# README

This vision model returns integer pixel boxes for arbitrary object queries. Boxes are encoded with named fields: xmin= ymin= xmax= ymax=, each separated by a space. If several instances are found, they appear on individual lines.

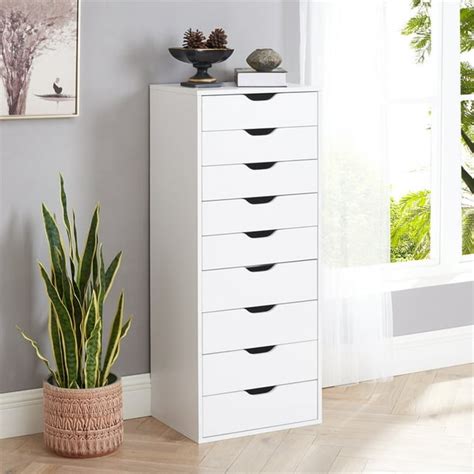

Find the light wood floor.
xmin=1 ymin=364 xmax=472 ymax=473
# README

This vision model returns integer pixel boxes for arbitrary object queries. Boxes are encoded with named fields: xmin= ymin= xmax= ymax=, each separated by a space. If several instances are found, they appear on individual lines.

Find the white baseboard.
xmin=1 ymin=326 xmax=472 ymax=440
xmin=393 ymin=325 xmax=473 ymax=376
xmin=0 ymin=373 xmax=151 ymax=439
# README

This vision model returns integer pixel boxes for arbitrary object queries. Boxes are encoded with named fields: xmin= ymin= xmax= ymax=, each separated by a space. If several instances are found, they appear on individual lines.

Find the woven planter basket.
xmin=43 ymin=375 xmax=123 ymax=458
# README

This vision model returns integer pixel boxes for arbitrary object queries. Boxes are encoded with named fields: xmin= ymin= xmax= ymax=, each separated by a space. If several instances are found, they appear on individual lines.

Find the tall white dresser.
xmin=150 ymin=83 xmax=320 ymax=443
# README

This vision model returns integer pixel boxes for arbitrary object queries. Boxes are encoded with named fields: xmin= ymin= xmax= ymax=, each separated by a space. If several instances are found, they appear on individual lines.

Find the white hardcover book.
xmin=234 ymin=68 xmax=287 ymax=87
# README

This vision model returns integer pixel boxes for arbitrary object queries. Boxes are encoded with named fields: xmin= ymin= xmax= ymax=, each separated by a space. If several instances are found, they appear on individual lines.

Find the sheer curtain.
xmin=300 ymin=0 xmax=394 ymax=387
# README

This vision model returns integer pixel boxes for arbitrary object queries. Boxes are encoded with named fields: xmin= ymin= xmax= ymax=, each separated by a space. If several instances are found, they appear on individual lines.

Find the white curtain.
xmin=300 ymin=0 xmax=394 ymax=387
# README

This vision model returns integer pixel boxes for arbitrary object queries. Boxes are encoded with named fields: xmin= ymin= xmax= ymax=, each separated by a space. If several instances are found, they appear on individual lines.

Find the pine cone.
xmin=183 ymin=28 xmax=207 ymax=49
xmin=206 ymin=28 xmax=228 ymax=49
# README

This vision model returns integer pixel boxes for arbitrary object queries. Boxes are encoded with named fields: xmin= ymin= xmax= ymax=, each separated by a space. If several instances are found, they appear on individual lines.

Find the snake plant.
xmin=17 ymin=176 xmax=132 ymax=388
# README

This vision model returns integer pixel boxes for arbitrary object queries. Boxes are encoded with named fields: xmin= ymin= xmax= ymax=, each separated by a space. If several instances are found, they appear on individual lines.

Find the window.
xmin=460 ymin=1 xmax=474 ymax=255
xmin=387 ymin=0 xmax=435 ymax=263
xmin=387 ymin=0 xmax=473 ymax=288
xmin=461 ymin=99 xmax=474 ymax=255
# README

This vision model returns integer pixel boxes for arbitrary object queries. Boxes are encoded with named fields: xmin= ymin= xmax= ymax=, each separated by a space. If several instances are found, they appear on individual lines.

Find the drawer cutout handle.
xmin=245 ymin=345 xmax=276 ymax=354
xmin=244 ymin=128 xmax=276 ymax=136
xmin=245 ymin=385 xmax=276 ymax=395
xmin=245 ymin=264 xmax=275 ymax=272
xmin=244 ymin=230 xmax=276 ymax=239
xmin=245 ymin=304 xmax=276 ymax=313
xmin=245 ymin=162 xmax=276 ymax=170
xmin=244 ymin=196 xmax=276 ymax=205
xmin=244 ymin=93 xmax=276 ymax=101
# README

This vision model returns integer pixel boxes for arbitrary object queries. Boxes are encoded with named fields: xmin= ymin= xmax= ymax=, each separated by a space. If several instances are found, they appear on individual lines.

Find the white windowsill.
xmin=386 ymin=259 xmax=474 ymax=292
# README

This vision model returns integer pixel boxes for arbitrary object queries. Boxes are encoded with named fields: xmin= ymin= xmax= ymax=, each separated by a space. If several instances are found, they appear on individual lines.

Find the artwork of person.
xmin=0 ymin=0 xmax=80 ymax=119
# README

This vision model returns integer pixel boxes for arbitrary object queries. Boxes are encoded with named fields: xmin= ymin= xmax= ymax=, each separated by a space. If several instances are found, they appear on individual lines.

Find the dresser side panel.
xmin=150 ymin=88 xmax=200 ymax=441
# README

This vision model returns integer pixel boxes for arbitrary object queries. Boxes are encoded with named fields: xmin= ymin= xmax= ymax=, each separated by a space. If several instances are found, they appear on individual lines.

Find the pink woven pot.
xmin=43 ymin=375 xmax=123 ymax=458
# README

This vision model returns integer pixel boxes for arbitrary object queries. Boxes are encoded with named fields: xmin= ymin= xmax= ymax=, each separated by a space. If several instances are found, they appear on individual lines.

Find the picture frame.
xmin=0 ymin=0 xmax=81 ymax=120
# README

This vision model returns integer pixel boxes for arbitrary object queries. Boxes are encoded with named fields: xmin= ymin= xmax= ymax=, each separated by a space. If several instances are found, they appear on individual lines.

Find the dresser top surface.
xmin=150 ymin=82 xmax=318 ymax=96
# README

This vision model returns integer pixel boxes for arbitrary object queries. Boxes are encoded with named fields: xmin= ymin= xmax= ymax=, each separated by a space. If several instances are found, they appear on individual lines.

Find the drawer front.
xmin=203 ymin=301 xmax=318 ymax=354
xmin=202 ymin=194 xmax=318 ymax=236
xmin=203 ymin=341 xmax=318 ymax=396
xmin=203 ymin=380 xmax=318 ymax=437
xmin=202 ymin=93 xmax=318 ymax=131
xmin=202 ymin=260 xmax=317 ymax=313
xmin=202 ymin=160 xmax=318 ymax=201
xmin=202 ymin=127 xmax=317 ymax=166
xmin=202 ymin=227 xmax=317 ymax=270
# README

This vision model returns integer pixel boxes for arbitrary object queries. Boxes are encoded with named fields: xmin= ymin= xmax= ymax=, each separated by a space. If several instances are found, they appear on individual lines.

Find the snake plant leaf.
xmin=60 ymin=174 xmax=72 ymax=248
xmin=86 ymin=290 xmax=98 ymax=340
xmin=39 ymin=263 xmax=78 ymax=385
xmin=72 ymin=290 xmax=83 ymax=342
xmin=92 ymin=241 xmax=99 ymax=289
xmin=72 ymin=280 xmax=84 ymax=377
xmin=42 ymin=204 xmax=66 ymax=296
xmin=101 ymin=291 xmax=124 ymax=385
xmin=80 ymin=297 xmax=92 ymax=366
xmin=84 ymin=315 xmax=101 ymax=388
xmin=54 ymin=247 xmax=73 ymax=316
xmin=48 ymin=305 xmax=65 ymax=387
xmin=68 ymin=224 xmax=76 ymax=282
xmin=42 ymin=204 xmax=64 ymax=258
xmin=69 ymin=255 xmax=76 ymax=286
xmin=98 ymin=249 xmax=106 ymax=363
xmin=98 ymin=249 xmax=106 ymax=321
xmin=109 ymin=316 xmax=133 ymax=371
xmin=78 ymin=206 xmax=99 ymax=296
xmin=74 ymin=293 xmax=84 ymax=384
xmin=72 ymin=279 xmax=81 ymax=303
xmin=104 ymin=251 xmax=122 ymax=301
xmin=72 ymin=211 xmax=80 ymax=272
xmin=16 ymin=326 xmax=59 ymax=385
xmin=54 ymin=247 xmax=67 ymax=295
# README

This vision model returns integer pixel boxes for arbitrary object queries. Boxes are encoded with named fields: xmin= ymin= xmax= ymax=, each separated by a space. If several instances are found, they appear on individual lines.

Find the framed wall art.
xmin=0 ymin=0 xmax=80 ymax=120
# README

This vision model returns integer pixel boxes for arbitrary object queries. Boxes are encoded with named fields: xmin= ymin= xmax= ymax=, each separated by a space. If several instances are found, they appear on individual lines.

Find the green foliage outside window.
xmin=391 ymin=191 xmax=431 ymax=262
xmin=391 ymin=0 xmax=474 ymax=262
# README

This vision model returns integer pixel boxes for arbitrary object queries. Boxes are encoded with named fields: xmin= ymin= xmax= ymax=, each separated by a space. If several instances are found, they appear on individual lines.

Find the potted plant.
xmin=17 ymin=176 xmax=132 ymax=458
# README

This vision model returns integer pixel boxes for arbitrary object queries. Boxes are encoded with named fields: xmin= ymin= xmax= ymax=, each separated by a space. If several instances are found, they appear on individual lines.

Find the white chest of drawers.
xmin=150 ymin=83 xmax=321 ymax=443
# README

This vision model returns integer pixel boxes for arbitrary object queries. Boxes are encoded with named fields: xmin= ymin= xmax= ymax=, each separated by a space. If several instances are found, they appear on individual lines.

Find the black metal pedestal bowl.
xmin=169 ymin=48 xmax=234 ymax=88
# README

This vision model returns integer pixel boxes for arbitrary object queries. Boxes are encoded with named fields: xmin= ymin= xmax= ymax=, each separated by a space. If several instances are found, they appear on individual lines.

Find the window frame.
xmin=387 ymin=0 xmax=474 ymax=291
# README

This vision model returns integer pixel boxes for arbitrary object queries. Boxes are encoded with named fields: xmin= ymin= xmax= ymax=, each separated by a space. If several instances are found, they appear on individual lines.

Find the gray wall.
xmin=0 ymin=0 xmax=297 ymax=393
xmin=0 ymin=0 xmax=472 ymax=394
xmin=393 ymin=282 xmax=474 ymax=336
